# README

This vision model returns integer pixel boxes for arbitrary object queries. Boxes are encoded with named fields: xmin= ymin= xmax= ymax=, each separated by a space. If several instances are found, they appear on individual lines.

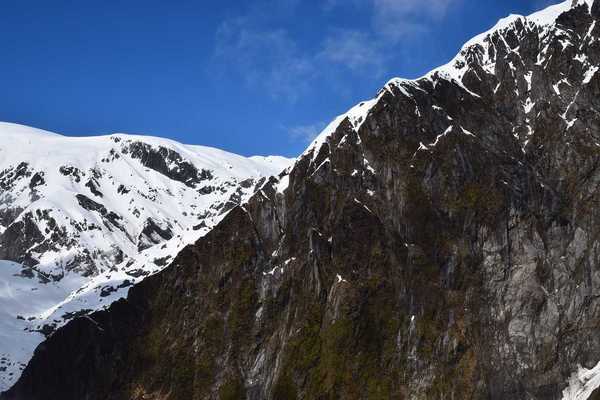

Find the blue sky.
xmin=1 ymin=0 xmax=555 ymax=157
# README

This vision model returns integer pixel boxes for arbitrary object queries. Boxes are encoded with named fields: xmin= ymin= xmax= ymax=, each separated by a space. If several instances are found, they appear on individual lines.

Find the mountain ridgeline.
xmin=0 ymin=125 xmax=290 ymax=391
xmin=4 ymin=0 xmax=600 ymax=399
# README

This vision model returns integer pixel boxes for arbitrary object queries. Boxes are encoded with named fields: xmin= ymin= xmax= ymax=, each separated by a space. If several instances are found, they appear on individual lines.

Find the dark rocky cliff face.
xmin=0 ymin=126 xmax=289 ymax=391
xmin=4 ymin=1 xmax=600 ymax=399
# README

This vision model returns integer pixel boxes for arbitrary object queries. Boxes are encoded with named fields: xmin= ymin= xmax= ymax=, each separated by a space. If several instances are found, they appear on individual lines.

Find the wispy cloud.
xmin=319 ymin=29 xmax=386 ymax=77
xmin=287 ymin=121 xmax=327 ymax=143
xmin=372 ymin=0 xmax=455 ymax=20
xmin=373 ymin=0 xmax=458 ymax=43
xmin=214 ymin=17 xmax=315 ymax=101
xmin=213 ymin=0 xmax=457 ymax=101
xmin=321 ymin=0 xmax=362 ymax=12
xmin=325 ymin=0 xmax=458 ymax=43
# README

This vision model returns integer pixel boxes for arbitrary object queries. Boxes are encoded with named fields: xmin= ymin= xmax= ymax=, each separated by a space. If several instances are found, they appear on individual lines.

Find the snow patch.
xmin=583 ymin=66 xmax=598 ymax=84
xmin=276 ymin=174 xmax=289 ymax=194
xmin=562 ymin=361 xmax=600 ymax=400
xmin=303 ymin=99 xmax=377 ymax=162
xmin=0 ymin=123 xmax=292 ymax=390
xmin=298 ymin=0 xmax=589 ymax=179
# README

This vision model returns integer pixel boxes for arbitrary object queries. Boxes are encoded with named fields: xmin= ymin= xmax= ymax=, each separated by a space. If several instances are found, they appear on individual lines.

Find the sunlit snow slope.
xmin=0 ymin=122 xmax=291 ymax=389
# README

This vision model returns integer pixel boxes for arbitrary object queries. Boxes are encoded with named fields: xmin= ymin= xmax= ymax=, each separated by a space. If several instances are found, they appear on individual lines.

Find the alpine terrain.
xmin=4 ymin=0 xmax=600 ymax=399
xmin=0 ymin=123 xmax=290 ymax=390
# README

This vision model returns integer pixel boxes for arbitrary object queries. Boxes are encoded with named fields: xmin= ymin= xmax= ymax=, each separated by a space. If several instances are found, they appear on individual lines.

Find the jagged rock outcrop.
xmin=4 ymin=1 xmax=600 ymax=399
xmin=0 ymin=124 xmax=290 ymax=390
xmin=0 ymin=128 xmax=288 ymax=278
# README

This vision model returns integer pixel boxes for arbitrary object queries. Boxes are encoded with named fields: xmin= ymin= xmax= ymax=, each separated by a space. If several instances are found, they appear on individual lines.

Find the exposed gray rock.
xmin=5 ymin=2 xmax=600 ymax=400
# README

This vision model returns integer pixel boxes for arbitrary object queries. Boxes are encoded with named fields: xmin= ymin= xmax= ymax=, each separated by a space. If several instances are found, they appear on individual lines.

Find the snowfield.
xmin=0 ymin=122 xmax=291 ymax=390
xmin=1 ymin=0 xmax=598 ymax=395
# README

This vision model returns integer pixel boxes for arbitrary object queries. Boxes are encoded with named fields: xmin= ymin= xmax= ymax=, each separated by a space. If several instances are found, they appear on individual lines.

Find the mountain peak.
xmin=5 ymin=1 xmax=600 ymax=399
xmin=0 ymin=122 xmax=291 ymax=391
xmin=0 ymin=122 xmax=62 ymax=139
xmin=303 ymin=0 xmax=599 ymax=168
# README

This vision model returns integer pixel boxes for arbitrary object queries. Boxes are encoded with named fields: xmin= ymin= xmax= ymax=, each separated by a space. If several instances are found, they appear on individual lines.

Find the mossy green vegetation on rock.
xmin=6 ymin=3 xmax=600 ymax=400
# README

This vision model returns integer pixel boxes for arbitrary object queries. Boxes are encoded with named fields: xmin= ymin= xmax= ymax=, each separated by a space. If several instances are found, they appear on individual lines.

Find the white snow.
xmin=430 ymin=126 xmax=454 ymax=147
xmin=302 ymin=99 xmax=377 ymax=162
xmin=353 ymin=198 xmax=374 ymax=214
xmin=276 ymin=174 xmax=290 ymax=194
xmin=525 ymin=71 xmax=533 ymax=91
xmin=524 ymin=98 xmax=536 ymax=113
xmin=389 ymin=0 xmax=592 ymax=99
xmin=529 ymin=0 xmax=593 ymax=26
xmin=0 ymin=260 xmax=86 ymax=389
xmin=0 ymin=122 xmax=292 ymax=390
xmin=297 ymin=0 xmax=591 ymax=173
xmin=566 ymin=118 xmax=578 ymax=130
xmin=583 ymin=66 xmax=599 ymax=84
xmin=575 ymin=53 xmax=588 ymax=64
xmin=0 ymin=124 xmax=289 ymax=179
xmin=363 ymin=157 xmax=376 ymax=174
xmin=562 ymin=361 xmax=600 ymax=400
xmin=284 ymin=257 xmax=296 ymax=265
xmin=263 ymin=266 xmax=279 ymax=276
xmin=461 ymin=127 xmax=476 ymax=137
xmin=0 ymin=0 xmax=593 ymax=390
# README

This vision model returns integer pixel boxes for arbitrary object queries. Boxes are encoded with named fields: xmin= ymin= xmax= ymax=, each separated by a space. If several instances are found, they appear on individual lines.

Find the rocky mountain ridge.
xmin=0 ymin=123 xmax=290 ymax=390
xmin=4 ymin=0 xmax=600 ymax=399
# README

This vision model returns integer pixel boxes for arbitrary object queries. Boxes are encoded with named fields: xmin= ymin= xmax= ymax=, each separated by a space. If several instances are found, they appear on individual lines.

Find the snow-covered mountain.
xmin=0 ymin=122 xmax=291 ymax=390
xmin=5 ymin=0 xmax=600 ymax=399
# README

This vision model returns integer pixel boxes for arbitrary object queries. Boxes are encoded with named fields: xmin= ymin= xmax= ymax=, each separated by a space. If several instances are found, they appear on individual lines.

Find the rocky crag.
xmin=0 ymin=124 xmax=289 ymax=390
xmin=4 ymin=0 xmax=600 ymax=399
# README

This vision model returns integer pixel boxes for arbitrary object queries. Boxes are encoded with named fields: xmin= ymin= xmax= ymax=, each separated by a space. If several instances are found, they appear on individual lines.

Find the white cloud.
xmin=213 ymin=13 xmax=389 ymax=100
xmin=373 ymin=0 xmax=455 ymax=20
xmin=372 ymin=0 xmax=457 ymax=42
xmin=324 ymin=0 xmax=458 ymax=43
xmin=213 ymin=0 xmax=458 ymax=101
xmin=288 ymin=122 xmax=327 ymax=143
xmin=319 ymin=29 xmax=386 ymax=76
xmin=214 ymin=17 xmax=315 ymax=101
xmin=322 ymin=0 xmax=363 ymax=11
